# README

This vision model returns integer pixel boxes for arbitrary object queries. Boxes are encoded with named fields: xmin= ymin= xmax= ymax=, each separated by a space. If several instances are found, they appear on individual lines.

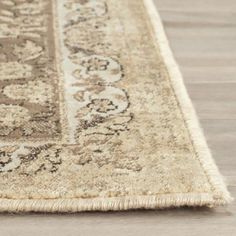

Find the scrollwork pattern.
xmin=0 ymin=0 xmax=210 ymax=200
xmin=0 ymin=0 xmax=137 ymax=177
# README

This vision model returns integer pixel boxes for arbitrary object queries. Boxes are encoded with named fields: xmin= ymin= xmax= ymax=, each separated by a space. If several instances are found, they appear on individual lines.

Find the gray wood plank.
xmin=201 ymin=119 xmax=236 ymax=179
xmin=181 ymin=67 xmax=236 ymax=84
xmin=156 ymin=0 xmax=236 ymax=12
xmin=187 ymin=83 xmax=236 ymax=119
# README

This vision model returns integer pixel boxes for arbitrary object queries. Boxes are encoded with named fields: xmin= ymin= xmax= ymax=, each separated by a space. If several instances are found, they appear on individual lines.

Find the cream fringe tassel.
xmin=0 ymin=0 xmax=232 ymax=212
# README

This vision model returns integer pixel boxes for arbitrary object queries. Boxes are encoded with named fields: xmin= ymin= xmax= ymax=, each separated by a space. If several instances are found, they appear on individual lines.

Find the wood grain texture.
xmin=0 ymin=0 xmax=235 ymax=235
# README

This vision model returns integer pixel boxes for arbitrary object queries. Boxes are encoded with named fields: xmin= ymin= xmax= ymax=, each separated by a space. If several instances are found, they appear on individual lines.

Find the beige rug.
xmin=0 ymin=0 xmax=232 ymax=212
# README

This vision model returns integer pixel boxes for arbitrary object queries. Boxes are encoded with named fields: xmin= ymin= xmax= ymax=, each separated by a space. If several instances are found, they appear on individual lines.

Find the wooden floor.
xmin=0 ymin=0 xmax=236 ymax=235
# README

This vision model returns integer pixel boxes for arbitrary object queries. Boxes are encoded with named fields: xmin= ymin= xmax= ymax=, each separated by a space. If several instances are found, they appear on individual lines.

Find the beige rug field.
xmin=0 ymin=0 xmax=231 ymax=212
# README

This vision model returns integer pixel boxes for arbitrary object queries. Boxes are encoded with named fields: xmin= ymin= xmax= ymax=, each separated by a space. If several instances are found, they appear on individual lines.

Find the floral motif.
xmin=88 ymin=99 xmax=118 ymax=113
xmin=65 ymin=0 xmax=107 ymax=23
xmin=76 ymin=114 xmax=133 ymax=137
xmin=72 ymin=75 xmax=106 ymax=101
xmin=0 ymin=105 xmax=31 ymax=128
xmin=81 ymin=57 xmax=109 ymax=71
xmin=0 ymin=144 xmax=62 ymax=175
xmin=3 ymin=81 xmax=53 ymax=105
xmin=75 ymin=55 xmax=123 ymax=82
xmin=13 ymin=40 xmax=43 ymax=62
xmin=0 ymin=62 xmax=32 ymax=80
xmin=19 ymin=145 xmax=62 ymax=175
xmin=0 ymin=0 xmax=61 ymax=139
xmin=60 ymin=0 xmax=129 ymax=144
xmin=0 ymin=145 xmax=26 ymax=172
xmin=64 ymin=22 xmax=107 ymax=53
xmin=71 ymin=136 xmax=142 ymax=172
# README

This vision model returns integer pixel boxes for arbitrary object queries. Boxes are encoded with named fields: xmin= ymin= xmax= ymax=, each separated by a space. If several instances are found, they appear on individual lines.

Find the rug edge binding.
xmin=0 ymin=193 xmax=226 ymax=213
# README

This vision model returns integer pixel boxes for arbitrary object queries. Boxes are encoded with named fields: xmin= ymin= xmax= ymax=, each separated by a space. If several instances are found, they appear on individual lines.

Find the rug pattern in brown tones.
xmin=0 ymin=0 xmax=231 ymax=212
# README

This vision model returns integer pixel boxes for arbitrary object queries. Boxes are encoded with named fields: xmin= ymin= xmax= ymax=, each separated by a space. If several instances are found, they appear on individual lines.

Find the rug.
xmin=0 ymin=0 xmax=231 ymax=212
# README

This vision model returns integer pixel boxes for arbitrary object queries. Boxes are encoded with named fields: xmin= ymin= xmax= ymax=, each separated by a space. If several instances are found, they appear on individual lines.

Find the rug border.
xmin=0 ymin=0 xmax=232 ymax=213
xmin=142 ymin=0 xmax=232 ymax=204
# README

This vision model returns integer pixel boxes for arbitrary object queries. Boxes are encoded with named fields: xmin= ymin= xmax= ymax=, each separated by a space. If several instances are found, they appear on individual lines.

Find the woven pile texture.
xmin=0 ymin=0 xmax=231 ymax=212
